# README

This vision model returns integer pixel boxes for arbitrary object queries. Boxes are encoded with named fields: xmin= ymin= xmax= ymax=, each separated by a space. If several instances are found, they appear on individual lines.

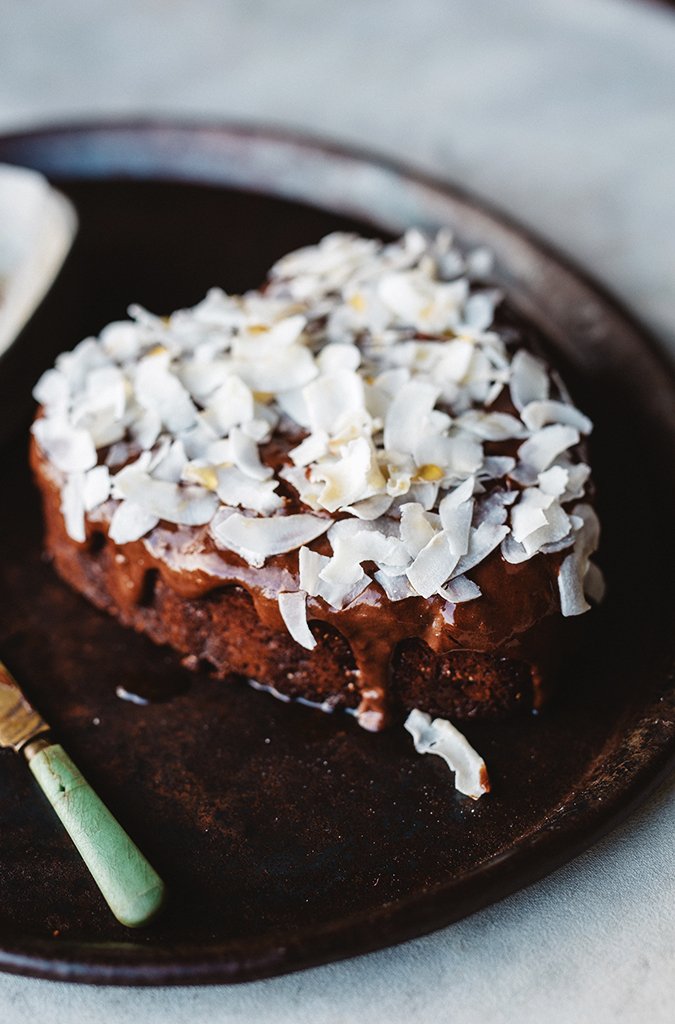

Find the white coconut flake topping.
xmin=211 ymin=511 xmax=331 ymax=568
xmin=32 ymin=228 xmax=600 ymax=647
xmin=404 ymin=709 xmax=490 ymax=800
xmin=278 ymin=591 xmax=316 ymax=651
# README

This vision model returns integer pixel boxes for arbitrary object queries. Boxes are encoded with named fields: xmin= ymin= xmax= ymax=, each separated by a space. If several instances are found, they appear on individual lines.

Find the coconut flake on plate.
xmin=404 ymin=709 xmax=490 ymax=800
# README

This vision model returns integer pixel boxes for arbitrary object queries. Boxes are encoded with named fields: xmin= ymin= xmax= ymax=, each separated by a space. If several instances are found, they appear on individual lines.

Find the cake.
xmin=30 ymin=230 xmax=603 ymax=794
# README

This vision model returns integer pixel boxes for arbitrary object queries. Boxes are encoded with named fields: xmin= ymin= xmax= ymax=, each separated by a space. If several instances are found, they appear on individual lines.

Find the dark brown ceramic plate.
xmin=0 ymin=122 xmax=673 ymax=987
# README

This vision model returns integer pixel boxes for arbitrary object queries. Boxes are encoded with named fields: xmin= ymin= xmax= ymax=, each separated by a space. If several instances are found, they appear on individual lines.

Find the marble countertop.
xmin=1 ymin=1 xmax=674 ymax=1020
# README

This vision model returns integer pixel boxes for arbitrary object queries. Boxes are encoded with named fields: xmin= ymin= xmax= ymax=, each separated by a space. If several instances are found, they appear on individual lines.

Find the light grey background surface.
xmin=1 ymin=0 xmax=674 ymax=1021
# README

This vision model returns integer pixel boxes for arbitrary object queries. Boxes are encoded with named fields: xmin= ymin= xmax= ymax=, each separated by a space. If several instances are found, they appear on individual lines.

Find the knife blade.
xmin=0 ymin=658 xmax=165 ymax=928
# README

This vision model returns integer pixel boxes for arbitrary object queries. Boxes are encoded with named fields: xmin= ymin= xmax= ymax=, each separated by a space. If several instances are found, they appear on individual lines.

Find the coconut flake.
xmin=407 ymin=532 xmax=459 ymax=599
xmin=560 ymin=462 xmax=592 ymax=502
xmin=32 ymin=416 xmax=97 ymax=473
xmin=61 ymin=473 xmax=86 ymax=542
xmin=474 ymin=488 xmax=517 ymax=527
xmin=558 ymin=552 xmax=590 ymax=616
xmin=134 ymin=349 xmax=197 ymax=433
xmin=521 ymin=400 xmax=592 ymax=435
xmin=203 ymin=375 xmax=254 ymax=435
xmin=299 ymin=544 xmax=370 ymax=609
xmin=230 ymin=426 xmax=273 ymax=481
xmin=289 ymin=431 xmax=329 ymax=467
xmin=511 ymin=488 xmax=554 ymax=543
xmin=451 ymin=521 xmax=509 ymax=578
xmin=100 ymin=321 xmax=143 ymax=363
xmin=233 ymin=342 xmax=317 ymax=393
xmin=374 ymin=570 xmax=417 ymax=601
xmin=511 ymin=489 xmax=572 ymax=556
xmin=384 ymin=380 xmax=440 ymax=456
xmin=517 ymin=425 xmax=580 ymax=475
xmin=33 ymin=368 xmax=69 ymax=411
xmin=438 ymin=485 xmax=474 ymax=556
xmin=404 ymin=709 xmax=490 ymax=800
xmin=151 ymin=439 xmax=187 ymax=483
xmin=510 ymin=349 xmax=549 ymax=411
xmin=322 ymin=528 xmax=409 ymax=591
xmin=278 ymin=591 xmax=316 ymax=650
xmin=400 ymin=503 xmax=438 ymax=558
xmin=557 ymin=504 xmax=601 ymax=616
xmin=108 ymin=501 xmax=160 ymax=544
xmin=304 ymin=368 xmax=366 ymax=436
xmin=212 ymin=512 xmax=330 ymax=566
xmin=500 ymin=534 xmax=531 ymax=564
xmin=475 ymin=450 xmax=511 ymax=477
xmin=538 ymin=465 xmax=569 ymax=497
xmin=457 ymin=410 xmax=527 ymax=441
xmin=438 ymin=575 xmax=482 ymax=603
xmin=211 ymin=466 xmax=282 ymax=515
xmin=584 ymin=561 xmax=606 ymax=604
xmin=312 ymin=436 xmax=385 ymax=513
xmin=342 ymin=493 xmax=394 ymax=520
xmin=379 ymin=272 xmax=468 ymax=333
xmin=298 ymin=546 xmax=327 ymax=595
xmin=82 ymin=465 xmax=110 ymax=511
xmin=113 ymin=466 xmax=218 ymax=525
xmin=132 ymin=409 xmax=162 ymax=451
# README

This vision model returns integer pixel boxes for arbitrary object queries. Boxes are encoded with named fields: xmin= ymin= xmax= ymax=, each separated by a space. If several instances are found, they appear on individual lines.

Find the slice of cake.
xmin=31 ymin=229 xmax=602 ymax=745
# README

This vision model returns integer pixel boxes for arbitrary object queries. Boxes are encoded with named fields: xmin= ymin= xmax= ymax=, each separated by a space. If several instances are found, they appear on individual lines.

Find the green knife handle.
xmin=27 ymin=742 xmax=165 ymax=928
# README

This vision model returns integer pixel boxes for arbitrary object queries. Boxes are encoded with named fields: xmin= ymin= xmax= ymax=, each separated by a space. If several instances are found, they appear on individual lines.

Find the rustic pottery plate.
xmin=0 ymin=122 xmax=673 ymax=986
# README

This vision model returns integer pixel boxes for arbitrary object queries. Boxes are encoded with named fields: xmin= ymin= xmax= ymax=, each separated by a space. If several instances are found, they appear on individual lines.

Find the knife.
xmin=0 ymin=658 xmax=165 ymax=928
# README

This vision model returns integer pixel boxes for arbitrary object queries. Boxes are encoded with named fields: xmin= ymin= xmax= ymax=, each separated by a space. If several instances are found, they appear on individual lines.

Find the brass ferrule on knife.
xmin=0 ymin=659 xmax=51 ymax=755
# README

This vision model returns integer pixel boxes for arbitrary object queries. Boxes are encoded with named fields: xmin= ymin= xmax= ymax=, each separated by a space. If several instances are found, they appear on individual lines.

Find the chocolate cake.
xmin=30 ymin=230 xmax=603 ymax=795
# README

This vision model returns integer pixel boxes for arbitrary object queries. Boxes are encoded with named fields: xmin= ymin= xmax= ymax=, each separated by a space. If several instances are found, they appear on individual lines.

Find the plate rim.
xmin=0 ymin=118 xmax=673 ymax=986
